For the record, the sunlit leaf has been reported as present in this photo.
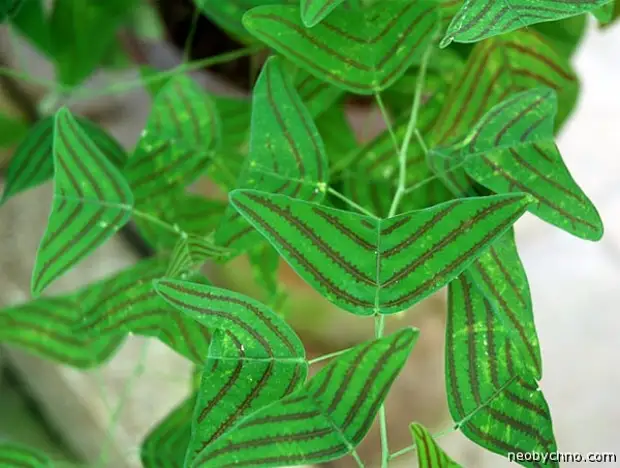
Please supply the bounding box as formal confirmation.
[193,328,417,467]
[244,0,439,94]
[410,423,461,468]
[230,189,531,315]
[441,0,608,46]
[0,441,53,467]
[31,108,134,295]
[300,0,346,27]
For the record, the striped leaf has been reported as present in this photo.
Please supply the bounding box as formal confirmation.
[300,0,346,27]
[193,328,417,467]
[215,56,328,251]
[291,67,345,118]
[229,189,532,315]
[243,0,440,94]
[446,273,558,467]
[76,258,211,364]
[153,279,308,464]
[214,95,252,151]
[1,115,127,204]
[433,88,603,241]
[167,234,233,278]
[0,442,52,467]
[0,296,123,368]
[410,423,461,468]
[441,0,608,46]
[31,108,134,295]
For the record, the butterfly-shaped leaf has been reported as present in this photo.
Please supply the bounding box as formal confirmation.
[300,0,346,27]
[410,423,462,468]
[153,279,308,463]
[192,328,417,467]
[0,442,52,467]
[446,273,558,467]
[0,296,123,368]
[31,108,134,295]
[167,234,233,278]
[243,0,439,94]
[1,114,127,204]
[432,88,603,241]
[76,258,211,364]
[441,0,608,46]
[215,56,328,251]
[230,189,532,315]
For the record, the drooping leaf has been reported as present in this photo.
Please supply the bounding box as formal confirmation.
[441,0,608,46]
[31,108,134,295]
[215,56,329,251]
[1,115,127,204]
[0,441,53,467]
[230,189,532,315]
[243,0,440,94]
[153,279,308,463]
[167,234,233,278]
[300,0,346,27]
[432,88,603,241]
[446,273,558,467]
[0,296,123,368]
[0,112,28,147]
[192,328,417,467]
[410,423,461,468]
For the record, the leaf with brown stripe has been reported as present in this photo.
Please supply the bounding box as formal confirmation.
[0,442,52,468]
[441,0,608,46]
[433,88,603,241]
[229,189,532,315]
[243,0,440,94]
[215,56,328,252]
[193,328,417,467]
[410,423,461,467]
[301,0,346,27]
[290,65,346,118]
[153,278,308,464]
[167,234,233,278]
[31,107,134,295]
[1,114,127,204]
[446,273,558,467]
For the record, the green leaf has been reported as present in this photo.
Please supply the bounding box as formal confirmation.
[0,112,28,147]
[433,88,603,241]
[153,279,308,464]
[229,189,531,315]
[410,423,461,468]
[0,441,53,467]
[214,95,252,151]
[446,273,558,467]
[192,328,417,467]
[10,0,50,54]
[0,296,123,368]
[31,108,134,295]
[0,0,23,22]
[166,234,233,278]
[301,0,346,27]
[533,14,587,58]
[243,0,439,94]
[593,0,620,25]
[215,56,329,251]
[1,115,127,204]
[291,66,346,118]
[315,105,357,167]
[76,258,211,364]
[247,242,284,304]
[441,0,608,46]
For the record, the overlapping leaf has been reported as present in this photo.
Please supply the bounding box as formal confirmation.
[410,423,461,468]
[593,0,620,25]
[446,274,558,467]
[1,114,127,204]
[215,56,328,251]
[0,296,123,368]
[432,88,603,241]
[31,108,134,295]
[291,67,345,118]
[76,258,211,364]
[230,189,531,315]
[301,0,346,27]
[153,279,308,464]
[0,442,52,467]
[167,234,233,278]
[243,0,439,94]
[193,328,417,467]
[214,95,252,150]
[441,0,608,46]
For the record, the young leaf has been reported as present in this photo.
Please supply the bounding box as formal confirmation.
[441,0,609,46]
[0,296,123,368]
[0,441,52,467]
[153,279,308,463]
[166,234,233,278]
[432,88,603,241]
[300,0,346,27]
[1,115,127,204]
[446,274,558,467]
[410,423,461,468]
[215,56,328,251]
[31,108,134,295]
[230,189,532,315]
[192,328,417,467]
[243,0,439,94]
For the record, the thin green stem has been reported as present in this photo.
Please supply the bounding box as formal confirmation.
[374,92,400,156]
[132,208,187,238]
[389,424,458,460]
[183,9,201,62]
[414,128,429,156]
[375,314,389,468]
[308,346,353,365]
[387,45,432,218]
[327,186,379,219]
